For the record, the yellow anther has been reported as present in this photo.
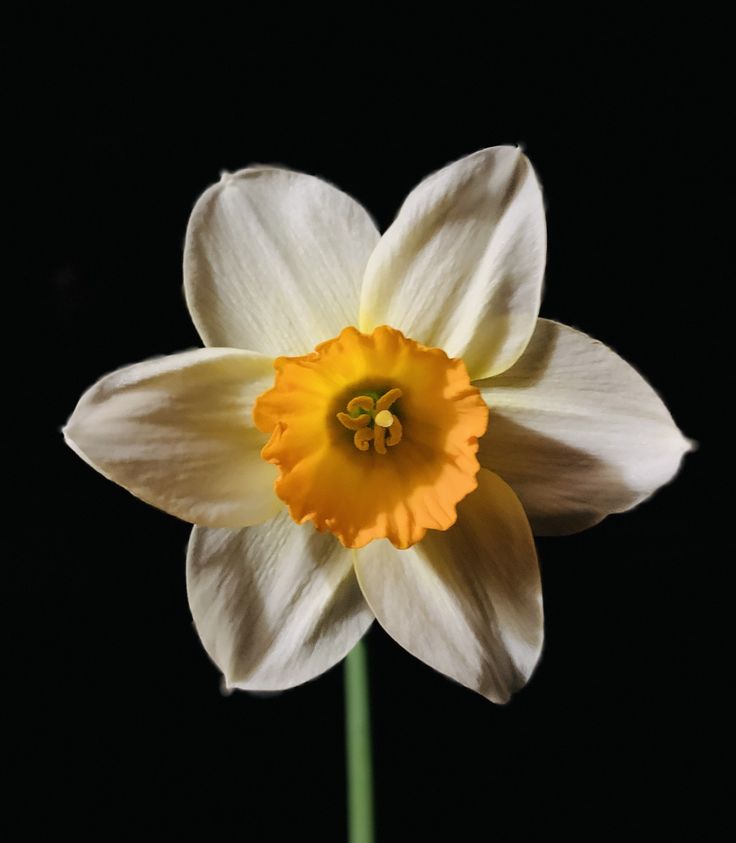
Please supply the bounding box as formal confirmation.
[376,388,402,412]
[374,423,387,455]
[354,427,374,451]
[375,410,393,428]
[338,386,403,453]
[387,415,402,446]
[347,395,375,414]
[337,412,371,431]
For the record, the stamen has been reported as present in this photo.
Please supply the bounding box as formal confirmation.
[376,388,402,412]
[374,423,387,455]
[354,427,374,451]
[375,410,393,428]
[347,395,375,414]
[337,386,404,453]
[337,412,371,431]
[387,416,402,446]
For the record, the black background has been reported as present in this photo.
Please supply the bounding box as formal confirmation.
[10,14,723,842]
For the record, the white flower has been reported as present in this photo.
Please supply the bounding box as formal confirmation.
[64,147,690,703]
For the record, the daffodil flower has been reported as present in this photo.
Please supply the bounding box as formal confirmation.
[64,147,690,703]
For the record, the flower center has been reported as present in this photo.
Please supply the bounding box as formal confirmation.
[252,325,488,549]
[336,389,403,454]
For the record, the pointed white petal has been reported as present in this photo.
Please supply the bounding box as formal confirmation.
[476,319,691,534]
[360,146,546,378]
[187,517,374,690]
[64,348,281,527]
[184,167,380,355]
[355,470,542,703]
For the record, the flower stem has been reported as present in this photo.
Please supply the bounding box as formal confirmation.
[344,639,375,843]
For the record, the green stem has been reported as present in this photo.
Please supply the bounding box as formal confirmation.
[344,639,375,843]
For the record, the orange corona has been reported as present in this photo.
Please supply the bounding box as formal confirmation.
[253,326,489,549]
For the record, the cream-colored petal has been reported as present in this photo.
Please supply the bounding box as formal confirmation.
[354,469,542,704]
[187,517,374,690]
[476,318,692,535]
[360,146,546,379]
[64,348,281,528]
[184,167,380,355]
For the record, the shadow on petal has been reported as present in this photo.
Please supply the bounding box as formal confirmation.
[478,410,644,535]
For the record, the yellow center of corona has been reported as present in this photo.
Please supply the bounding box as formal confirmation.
[336,388,403,454]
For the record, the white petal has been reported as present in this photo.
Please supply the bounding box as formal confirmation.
[476,319,692,535]
[187,517,374,690]
[354,469,542,704]
[184,167,380,356]
[64,348,281,528]
[360,146,546,379]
